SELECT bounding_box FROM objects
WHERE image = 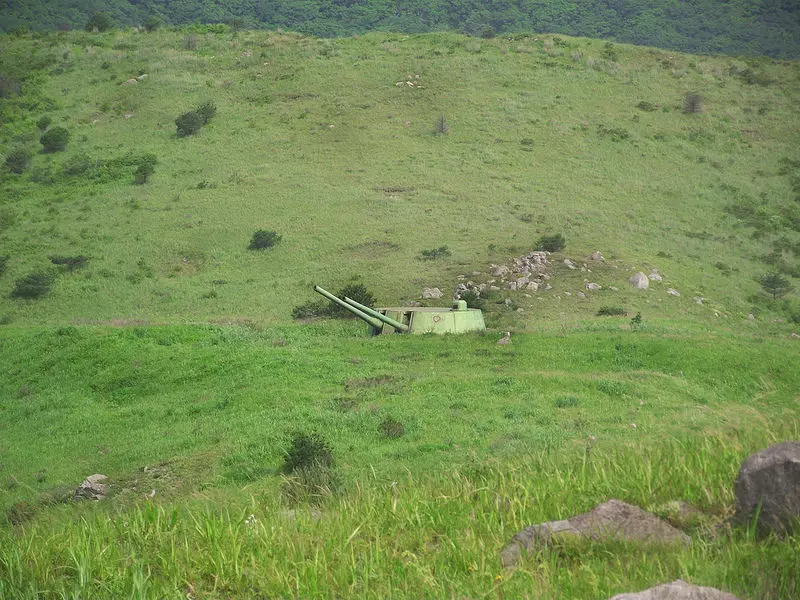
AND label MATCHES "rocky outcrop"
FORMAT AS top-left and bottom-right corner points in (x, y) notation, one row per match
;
(608, 580), (740, 600)
(734, 441), (800, 534)
(421, 287), (443, 299)
(629, 272), (649, 290)
(74, 474), (109, 501)
(501, 499), (690, 567)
